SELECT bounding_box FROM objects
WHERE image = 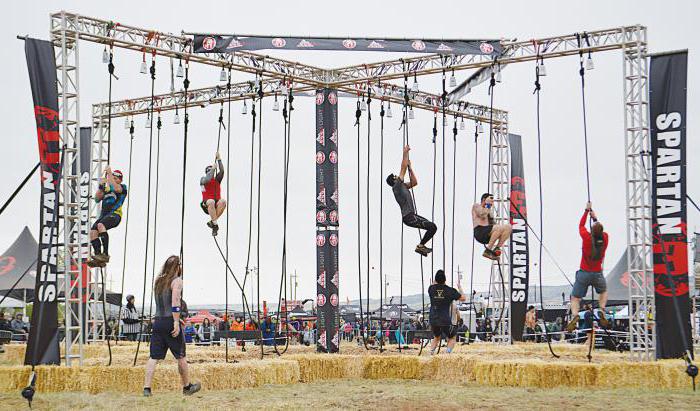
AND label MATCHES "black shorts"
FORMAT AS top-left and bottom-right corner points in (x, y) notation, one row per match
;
(150, 318), (187, 360)
(474, 225), (493, 245)
(431, 324), (457, 339)
(91, 213), (121, 231)
(200, 199), (222, 215)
